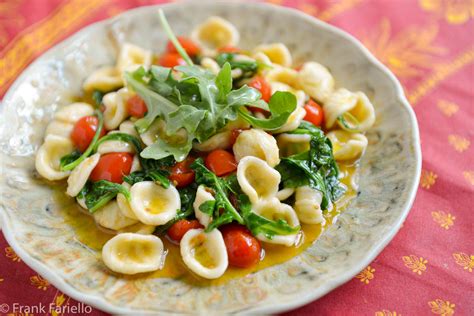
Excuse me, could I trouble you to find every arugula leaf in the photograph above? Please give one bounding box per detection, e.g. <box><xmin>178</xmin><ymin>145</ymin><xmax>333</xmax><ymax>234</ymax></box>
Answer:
<box><xmin>124</xmin><ymin>155</ymin><xmax>174</xmax><ymax>188</ymax></box>
<box><xmin>124</xmin><ymin>68</ymin><xmax>179</xmax><ymax>134</ymax></box>
<box><xmin>79</xmin><ymin>180</ymin><xmax>131</xmax><ymax>213</ymax></box>
<box><xmin>238</xmin><ymin>194</ymin><xmax>300</xmax><ymax>240</ymax></box>
<box><xmin>158</xmin><ymin>9</ymin><xmax>193</xmax><ymax>66</ymax></box>
<box><xmin>59</xmin><ymin>150</ymin><xmax>81</xmax><ymax>169</ymax></box>
<box><xmin>238</xmin><ymin>91</ymin><xmax>297</xmax><ymax>130</ymax></box>
<box><xmin>191</xmin><ymin>158</ymin><xmax>244</xmax><ymax>231</ymax></box>
<box><xmin>276</xmin><ymin>121</ymin><xmax>346</xmax><ymax>210</ymax></box>
<box><xmin>215</xmin><ymin>53</ymin><xmax>258</xmax><ymax>78</ymax></box>
<box><xmin>154</xmin><ymin>184</ymin><xmax>197</xmax><ymax>235</ymax></box>
<box><xmin>61</xmin><ymin>110</ymin><xmax>104</xmax><ymax>171</ymax></box>
<box><xmin>215</xmin><ymin>62</ymin><xmax>232</xmax><ymax>103</ymax></box>
<box><xmin>92</xmin><ymin>90</ymin><xmax>105</xmax><ymax>107</ymax></box>
<box><xmin>93</xmin><ymin>132</ymin><xmax>143</xmax><ymax>153</ymax></box>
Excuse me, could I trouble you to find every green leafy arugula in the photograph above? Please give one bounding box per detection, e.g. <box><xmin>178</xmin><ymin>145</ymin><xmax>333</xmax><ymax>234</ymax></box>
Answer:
<box><xmin>78</xmin><ymin>180</ymin><xmax>131</xmax><ymax>213</ymax></box>
<box><xmin>237</xmin><ymin>194</ymin><xmax>300</xmax><ymax>240</ymax></box>
<box><xmin>215</xmin><ymin>53</ymin><xmax>258</xmax><ymax>78</ymax></box>
<box><xmin>191</xmin><ymin>158</ymin><xmax>244</xmax><ymax>231</ymax></box>
<box><xmin>154</xmin><ymin>184</ymin><xmax>198</xmax><ymax>235</ymax></box>
<box><xmin>276</xmin><ymin>121</ymin><xmax>346</xmax><ymax>210</ymax></box>
<box><xmin>124</xmin><ymin>11</ymin><xmax>297</xmax><ymax>162</ymax></box>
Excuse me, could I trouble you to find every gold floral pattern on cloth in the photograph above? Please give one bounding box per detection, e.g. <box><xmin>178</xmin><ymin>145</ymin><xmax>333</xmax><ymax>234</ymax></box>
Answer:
<box><xmin>402</xmin><ymin>255</ymin><xmax>428</xmax><ymax>275</ymax></box>
<box><xmin>431</xmin><ymin>211</ymin><xmax>456</xmax><ymax>229</ymax></box>
<box><xmin>428</xmin><ymin>299</ymin><xmax>456</xmax><ymax>316</ymax></box>
<box><xmin>448</xmin><ymin>135</ymin><xmax>470</xmax><ymax>152</ymax></box>
<box><xmin>421</xmin><ymin>170</ymin><xmax>438</xmax><ymax>189</ymax></box>
<box><xmin>50</xmin><ymin>291</ymin><xmax>70</xmax><ymax>316</ymax></box>
<box><xmin>355</xmin><ymin>265</ymin><xmax>375</xmax><ymax>284</ymax></box>
<box><xmin>360</xmin><ymin>18</ymin><xmax>446</xmax><ymax>78</ymax></box>
<box><xmin>437</xmin><ymin>100</ymin><xmax>459</xmax><ymax>117</ymax></box>
<box><xmin>30</xmin><ymin>274</ymin><xmax>49</xmax><ymax>291</ymax></box>
<box><xmin>462</xmin><ymin>171</ymin><xmax>474</xmax><ymax>185</ymax></box>
<box><xmin>375</xmin><ymin>311</ymin><xmax>401</xmax><ymax>316</ymax></box>
<box><xmin>419</xmin><ymin>0</ymin><xmax>474</xmax><ymax>24</ymax></box>
<box><xmin>5</xmin><ymin>246</ymin><xmax>21</xmax><ymax>262</ymax></box>
<box><xmin>452</xmin><ymin>253</ymin><xmax>474</xmax><ymax>272</ymax></box>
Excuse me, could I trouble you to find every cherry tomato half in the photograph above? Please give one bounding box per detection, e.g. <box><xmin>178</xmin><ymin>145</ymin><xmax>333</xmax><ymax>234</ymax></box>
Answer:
<box><xmin>89</xmin><ymin>153</ymin><xmax>133</xmax><ymax>184</ymax></box>
<box><xmin>169</xmin><ymin>157</ymin><xmax>195</xmax><ymax>188</ymax></box>
<box><xmin>167</xmin><ymin>219</ymin><xmax>204</xmax><ymax>243</ymax></box>
<box><xmin>220</xmin><ymin>223</ymin><xmax>261</xmax><ymax>268</ymax></box>
<box><xmin>71</xmin><ymin>116</ymin><xmax>106</xmax><ymax>152</ymax></box>
<box><xmin>159</xmin><ymin>53</ymin><xmax>186</xmax><ymax>68</ymax></box>
<box><xmin>127</xmin><ymin>95</ymin><xmax>147</xmax><ymax>118</ymax></box>
<box><xmin>303</xmin><ymin>99</ymin><xmax>324</xmax><ymax>127</ymax></box>
<box><xmin>205</xmin><ymin>149</ymin><xmax>237</xmax><ymax>176</ymax></box>
<box><xmin>248</xmin><ymin>76</ymin><xmax>272</xmax><ymax>103</ymax></box>
<box><xmin>218</xmin><ymin>45</ymin><xmax>240</xmax><ymax>53</ymax></box>
<box><xmin>166</xmin><ymin>36</ymin><xmax>200</xmax><ymax>56</ymax></box>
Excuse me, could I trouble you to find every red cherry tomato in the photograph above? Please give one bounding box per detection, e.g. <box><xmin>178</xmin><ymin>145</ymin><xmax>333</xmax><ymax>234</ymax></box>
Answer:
<box><xmin>303</xmin><ymin>99</ymin><xmax>324</xmax><ymax>127</ymax></box>
<box><xmin>89</xmin><ymin>153</ymin><xmax>133</xmax><ymax>184</ymax></box>
<box><xmin>167</xmin><ymin>219</ymin><xmax>204</xmax><ymax>242</ymax></box>
<box><xmin>159</xmin><ymin>53</ymin><xmax>186</xmax><ymax>68</ymax></box>
<box><xmin>205</xmin><ymin>149</ymin><xmax>237</xmax><ymax>176</ymax></box>
<box><xmin>229</xmin><ymin>128</ymin><xmax>249</xmax><ymax>146</ymax></box>
<box><xmin>127</xmin><ymin>95</ymin><xmax>147</xmax><ymax>118</ymax></box>
<box><xmin>248</xmin><ymin>76</ymin><xmax>272</xmax><ymax>103</ymax></box>
<box><xmin>71</xmin><ymin>116</ymin><xmax>106</xmax><ymax>152</ymax></box>
<box><xmin>169</xmin><ymin>157</ymin><xmax>195</xmax><ymax>188</ymax></box>
<box><xmin>220</xmin><ymin>223</ymin><xmax>261</xmax><ymax>268</ymax></box>
<box><xmin>218</xmin><ymin>45</ymin><xmax>240</xmax><ymax>53</ymax></box>
<box><xmin>166</xmin><ymin>37</ymin><xmax>200</xmax><ymax>56</ymax></box>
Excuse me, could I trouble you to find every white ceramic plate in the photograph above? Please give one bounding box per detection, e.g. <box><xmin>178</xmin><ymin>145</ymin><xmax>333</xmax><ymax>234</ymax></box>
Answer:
<box><xmin>0</xmin><ymin>2</ymin><xmax>421</xmax><ymax>314</ymax></box>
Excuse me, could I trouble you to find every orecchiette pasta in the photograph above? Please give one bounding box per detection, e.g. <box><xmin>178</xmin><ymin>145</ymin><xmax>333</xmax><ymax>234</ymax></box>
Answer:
<box><xmin>254</xmin><ymin>43</ymin><xmax>292</xmax><ymax>67</ymax></box>
<box><xmin>273</xmin><ymin>106</ymin><xmax>307</xmax><ymax>134</ymax></box>
<box><xmin>193</xmin><ymin>131</ymin><xmax>232</xmax><ymax>152</ymax></box>
<box><xmin>180</xmin><ymin>228</ymin><xmax>228</xmax><ymax>279</ymax></box>
<box><xmin>54</xmin><ymin>102</ymin><xmax>94</xmax><ymax>124</ymax></box>
<box><xmin>103</xmin><ymin>88</ymin><xmax>132</xmax><ymax>130</ymax></box>
<box><xmin>293</xmin><ymin>186</ymin><xmax>325</xmax><ymax>225</ymax></box>
<box><xmin>118</xmin><ymin>223</ymin><xmax>156</xmax><ymax>235</ymax></box>
<box><xmin>130</xmin><ymin>155</ymin><xmax>141</xmax><ymax>173</ymax></box>
<box><xmin>119</xmin><ymin>120</ymin><xmax>139</xmax><ymax>138</ymax></box>
<box><xmin>117</xmin><ymin>182</ymin><xmax>138</xmax><ymax>220</ymax></box>
<box><xmin>66</xmin><ymin>153</ymin><xmax>100</xmax><ymax>197</ymax></box>
<box><xmin>117</xmin><ymin>43</ymin><xmax>153</xmax><ymax>74</ymax></box>
<box><xmin>276</xmin><ymin>133</ymin><xmax>311</xmax><ymax>157</ymax></box>
<box><xmin>130</xmin><ymin>181</ymin><xmax>180</xmax><ymax>225</ymax></box>
<box><xmin>93</xmin><ymin>201</ymin><xmax>138</xmax><ymax>230</ymax></box>
<box><xmin>97</xmin><ymin>134</ymin><xmax>135</xmax><ymax>154</ymax></box>
<box><xmin>253</xmin><ymin>198</ymin><xmax>300</xmax><ymax>246</ymax></box>
<box><xmin>326</xmin><ymin>130</ymin><xmax>368</xmax><ymax>161</ymax></box>
<box><xmin>233</xmin><ymin>129</ymin><xmax>280</xmax><ymax>167</ymax></box>
<box><xmin>45</xmin><ymin>121</ymin><xmax>74</xmax><ymax>138</ymax></box>
<box><xmin>82</xmin><ymin>66</ymin><xmax>123</xmax><ymax>92</ymax></box>
<box><xmin>35</xmin><ymin>135</ymin><xmax>74</xmax><ymax>181</ymax></box>
<box><xmin>200</xmin><ymin>57</ymin><xmax>221</xmax><ymax>75</ymax></box>
<box><xmin>276</xmin><ymin>188</ymin><xmax>295</xmax><ymax>201</ymax></box>
<box><xmin>102</xmin><ymin>233</ymin><xmax>164</xmax><ymax>274</ymax></box>
<box><xmin>237</xmin><ymin>156</ymin><xmax>280</xmax><ymax>204</ymax></box>
<box><xmin>324</xmin><ymin>88</ymin><xmax>375</xmax><ymax>132</ymax></box>
<box><xmin>265</xmin><ymin>67</ymin><xmax>299</xmax><ymax>88</ymax></box>
<box><xmin>192</xmin><ymin>16</ymin><xmax>239</xmax><ymax>51</ymax></box>
<box><xmin>252</xmin><ymin>52</ymin><xmax>273</xmax><ymax>72</ymax></box>
<box><xmin>193</xmin><ymin>185</ymin><xmax>214</xmax><ymax>227</ymax></box>
<box><xmin>296</xmin><ymin>62</ymin><xmax>335</xmax><ymax>103</ymax></box>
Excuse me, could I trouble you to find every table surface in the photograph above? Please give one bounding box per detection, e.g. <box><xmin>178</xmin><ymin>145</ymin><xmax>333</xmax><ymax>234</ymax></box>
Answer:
<box><xmin>0</xmin><ymin>0</ymin><xmax>473</xmax><ymax>315</ymax></box>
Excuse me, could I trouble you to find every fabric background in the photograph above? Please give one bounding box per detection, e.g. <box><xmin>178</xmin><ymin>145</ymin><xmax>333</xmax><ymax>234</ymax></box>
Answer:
<box><xmin>0</xmin><ymin>0</ymin><xmax>472</xmax><ymax>315</ymax></box>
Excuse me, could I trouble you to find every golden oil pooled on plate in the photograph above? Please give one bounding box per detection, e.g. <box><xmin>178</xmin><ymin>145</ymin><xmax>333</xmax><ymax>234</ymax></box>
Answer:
<box><xmin>54</xmin><ymin>162</ymin><xmax>358</xmax><ymax>285</ymax></box>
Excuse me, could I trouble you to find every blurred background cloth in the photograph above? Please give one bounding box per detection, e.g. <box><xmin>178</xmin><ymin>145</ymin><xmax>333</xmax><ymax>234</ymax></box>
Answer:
<box><xmin>0</xmin><ymin>0</ymin><xmax>472</xmax><ymax>315</ymax></box>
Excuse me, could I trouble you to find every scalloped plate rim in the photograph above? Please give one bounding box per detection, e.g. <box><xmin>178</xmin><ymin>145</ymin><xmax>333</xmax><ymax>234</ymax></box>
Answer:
<box><xmin>0</xmin><ymin>1</ymin><xmax>422</xmax><ymax>314</ymax></box>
